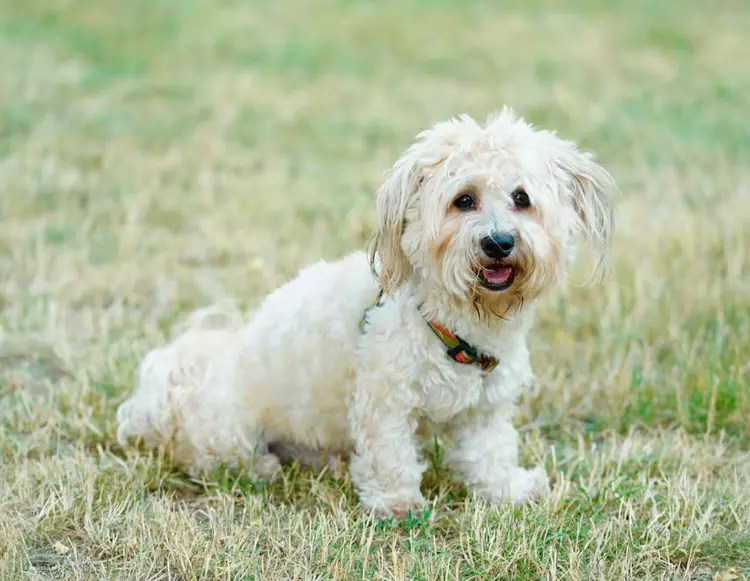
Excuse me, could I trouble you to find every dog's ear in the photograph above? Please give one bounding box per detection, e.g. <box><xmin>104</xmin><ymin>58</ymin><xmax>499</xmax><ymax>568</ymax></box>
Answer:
<box><xmin>369</xmin><ymin>148</ymin><xmax>424</xmax><ymax>295</ymax></box>
<box><xmin>555</xmin><ymin>147</ymin><xmax>617</xmax><ymax>274</ymax></box>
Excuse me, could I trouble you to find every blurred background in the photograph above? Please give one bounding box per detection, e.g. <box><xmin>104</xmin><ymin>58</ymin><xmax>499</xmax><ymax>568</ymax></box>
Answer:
<box><xmin>2</xmin><ymin>0</ymin><xmax>747</xmax><ymax>429</ymax></box>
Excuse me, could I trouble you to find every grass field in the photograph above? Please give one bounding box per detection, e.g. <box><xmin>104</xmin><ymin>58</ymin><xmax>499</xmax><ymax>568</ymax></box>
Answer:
<box><xmin>1</xmin><ymin>0</ymin><xmax>749</xmax><ymax>579</ymax></box>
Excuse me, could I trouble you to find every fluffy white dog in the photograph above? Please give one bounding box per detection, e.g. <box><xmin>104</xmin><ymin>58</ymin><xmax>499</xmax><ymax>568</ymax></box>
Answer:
<box><xmin>116</xmin><ymin>108</ymin><xmax>616</xmax><ymax>518</ymax></box>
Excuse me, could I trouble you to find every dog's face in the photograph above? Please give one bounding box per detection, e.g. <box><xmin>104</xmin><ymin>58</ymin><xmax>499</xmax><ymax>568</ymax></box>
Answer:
<box><xmin>371</xmin><ymin>108</ymin><xmax>616</xmax><ymax>316</ymax></box>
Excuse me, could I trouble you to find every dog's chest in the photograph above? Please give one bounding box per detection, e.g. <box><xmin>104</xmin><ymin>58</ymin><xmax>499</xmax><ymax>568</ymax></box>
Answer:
<box><xmin>416</xmin><ymin>347</ymin><xmax>528</xmax><ymax>424</ymax></box>
<box><xmin>417</xmin><ymin>360</ymin><xmax>491</xmax><ymax>422</ymax></box>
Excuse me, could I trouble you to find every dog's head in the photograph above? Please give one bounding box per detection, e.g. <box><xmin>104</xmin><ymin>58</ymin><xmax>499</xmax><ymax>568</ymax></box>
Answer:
<box><xmin>370</xmin><ymin>108</ymin><xmax>616</xmax><ymax>316</ymax></box>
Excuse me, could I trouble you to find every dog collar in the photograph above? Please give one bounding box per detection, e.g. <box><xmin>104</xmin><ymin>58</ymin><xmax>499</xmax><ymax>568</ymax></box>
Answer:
<box><xmin>424</xmin><ymin>319</ymin><xmax>499</xmax><ymax>372</ymax></box>
<box><xmin>360</xmin><ymin>289</ymin><xmax>499</xmax><ymax>373</ymax></box>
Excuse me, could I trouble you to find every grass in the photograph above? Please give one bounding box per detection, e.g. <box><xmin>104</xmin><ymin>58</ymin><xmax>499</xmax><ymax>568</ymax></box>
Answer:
<box><xmin>1</xmin><ymin>0</ymin><xmax>749</xmax><ymax>579</ymax></box>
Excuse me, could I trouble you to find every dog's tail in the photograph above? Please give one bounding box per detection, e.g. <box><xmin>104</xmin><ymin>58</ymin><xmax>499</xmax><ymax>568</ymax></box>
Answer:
<box><xmin>115</xmin><ymin>305</ymin><xmax>249</xmax><ymax>472</ymax></box>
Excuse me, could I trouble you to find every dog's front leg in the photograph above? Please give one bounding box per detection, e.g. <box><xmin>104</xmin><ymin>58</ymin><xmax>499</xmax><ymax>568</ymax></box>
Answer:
<box><xmin>348</xmin><ymin>373</ymin><xmax>427</xmax><ymax>519</ymax></box>
<box><xmin>446</xmin><ymin>405</ymin><xmax>549</xmax><ymax>505</ymax></box>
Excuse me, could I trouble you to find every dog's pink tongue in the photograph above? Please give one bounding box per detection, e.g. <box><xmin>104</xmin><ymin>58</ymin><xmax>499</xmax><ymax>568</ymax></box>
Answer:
<box><xmin>485</xmin><ymin>266</ymin><xmax>513</xmax><ymax>285</ymax></box>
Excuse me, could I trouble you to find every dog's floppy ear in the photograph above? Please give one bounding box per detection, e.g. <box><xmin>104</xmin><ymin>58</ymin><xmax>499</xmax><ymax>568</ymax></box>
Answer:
<box><xmin>555</xmin><ymin>146</ymin><xmax>617</xmax><ymax>273</ymax></box>
<box><xmin>369</xmin><ymin>147</ymin><xmax>424</xmax><ymax>295</ymax></box>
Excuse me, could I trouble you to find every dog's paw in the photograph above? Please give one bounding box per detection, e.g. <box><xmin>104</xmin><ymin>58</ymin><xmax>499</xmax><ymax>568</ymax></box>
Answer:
<box><xmin>508</xmin><ymin>465</ymin><xmax>549</xmax><ymax>504</ymax></box>
<box><xmin>376</xmin><ymin>501</ymin><xmax>427</xmax><ymax>522</ymax></box>
<box><xmin>366</xmin><ymin>494</ymin><xmax>427</xmax><ymax>522</ymax></box>
<box><xmin>253</xmin><ymin>453</ymin><xmax>282</xmax><ymax>482</ymax></box>
<box><xmin>390</xmin><ymin>504</ymin><xmax>423</xmax><ymax>521</ymax></box>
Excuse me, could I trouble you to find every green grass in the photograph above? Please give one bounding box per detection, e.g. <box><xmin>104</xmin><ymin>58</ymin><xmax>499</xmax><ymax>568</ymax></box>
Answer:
<box><xmin>1</xmin><ymin>0</ymin><xmax>749</xmax><ymax>579</ymax></box>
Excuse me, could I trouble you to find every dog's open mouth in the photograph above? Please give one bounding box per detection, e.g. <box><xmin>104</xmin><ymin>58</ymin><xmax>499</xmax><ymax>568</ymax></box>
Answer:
<box><xmin>479</xmin><ymin>263</ymin><xmax>516</xmax><ymax>291</ymax></box>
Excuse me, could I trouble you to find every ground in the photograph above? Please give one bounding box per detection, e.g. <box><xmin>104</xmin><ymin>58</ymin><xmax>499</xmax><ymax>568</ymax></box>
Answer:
<box><xmin>1</xmin><ymin>1</ymin><xmax>749</xmax><ymax>579</ymax></box>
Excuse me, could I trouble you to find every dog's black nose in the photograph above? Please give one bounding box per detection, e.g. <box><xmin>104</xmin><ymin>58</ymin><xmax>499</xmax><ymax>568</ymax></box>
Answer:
<box><xmin>481</xmin><ymin>232</ymin><xmax>515</xmax><ymax>259</ymax></box>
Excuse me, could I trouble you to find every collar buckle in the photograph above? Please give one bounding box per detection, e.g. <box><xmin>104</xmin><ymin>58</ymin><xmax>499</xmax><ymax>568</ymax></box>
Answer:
<box><xmin>426</xmin><ymin>319</ymin><xmax>499</xmax><ymax>373</ymax></box>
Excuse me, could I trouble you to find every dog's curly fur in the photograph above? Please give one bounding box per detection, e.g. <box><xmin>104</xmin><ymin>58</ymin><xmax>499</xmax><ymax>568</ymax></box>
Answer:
<box><xmin>116</xmin><ymin>108</ymin><xmax>616</xmax><ymax>517</ymax></box>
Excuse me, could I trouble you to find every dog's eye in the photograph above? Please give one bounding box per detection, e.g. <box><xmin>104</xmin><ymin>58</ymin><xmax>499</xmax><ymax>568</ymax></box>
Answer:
<box><xmin>453</xmin><ymin>193</ymin><xmax>477</xmax><ymax>211</ymax></box>
<box><xmin>512</xmin><ymin>188</ymin><xmax>531</xmax><ymax>209</ymax></box>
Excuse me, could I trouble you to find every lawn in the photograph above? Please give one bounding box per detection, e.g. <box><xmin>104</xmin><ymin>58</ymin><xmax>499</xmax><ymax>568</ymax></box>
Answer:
<box><xmin>1</xmin><ymin>0</ymin><xmax>749</xmax><ymax>579</ymax></box>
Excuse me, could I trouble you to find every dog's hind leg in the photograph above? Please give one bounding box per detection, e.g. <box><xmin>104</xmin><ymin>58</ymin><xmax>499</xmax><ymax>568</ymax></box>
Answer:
<box><xmin>116</xmin><ymin>308</ymin><xmax>275</xmax><ymax>480</ymax></box>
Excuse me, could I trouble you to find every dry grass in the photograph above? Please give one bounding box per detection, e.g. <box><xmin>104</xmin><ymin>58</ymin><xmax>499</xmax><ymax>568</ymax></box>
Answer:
<box><xmin>1</xmin><ymin>1</ymin><xmax>749</xmax><ymax>579</ymax></box>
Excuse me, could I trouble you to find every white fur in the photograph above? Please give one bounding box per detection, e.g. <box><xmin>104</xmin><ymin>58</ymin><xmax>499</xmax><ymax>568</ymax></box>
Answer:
<box><xmin>116</xmin><ymin>108</ymin><xmax>616</xmax><ymax>517</ymax></box>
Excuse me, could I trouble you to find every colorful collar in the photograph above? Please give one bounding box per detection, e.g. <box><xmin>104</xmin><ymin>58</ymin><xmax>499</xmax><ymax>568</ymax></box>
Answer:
<box><xmin>424</xmin><ymin>319</ymin><xmax>499</xmax><ymax>372</ymax></box>
<box><xmin>360</xmin><ymin>289</ymin><xmax>499</xmax><ymax>373</ymax></box>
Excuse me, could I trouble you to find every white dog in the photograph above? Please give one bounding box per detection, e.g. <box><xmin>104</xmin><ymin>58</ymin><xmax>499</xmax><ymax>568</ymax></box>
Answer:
<box><xmin>116</xmin><ymin>108</ymin><xmax>616</xmax><ymax>518</ymax></box>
